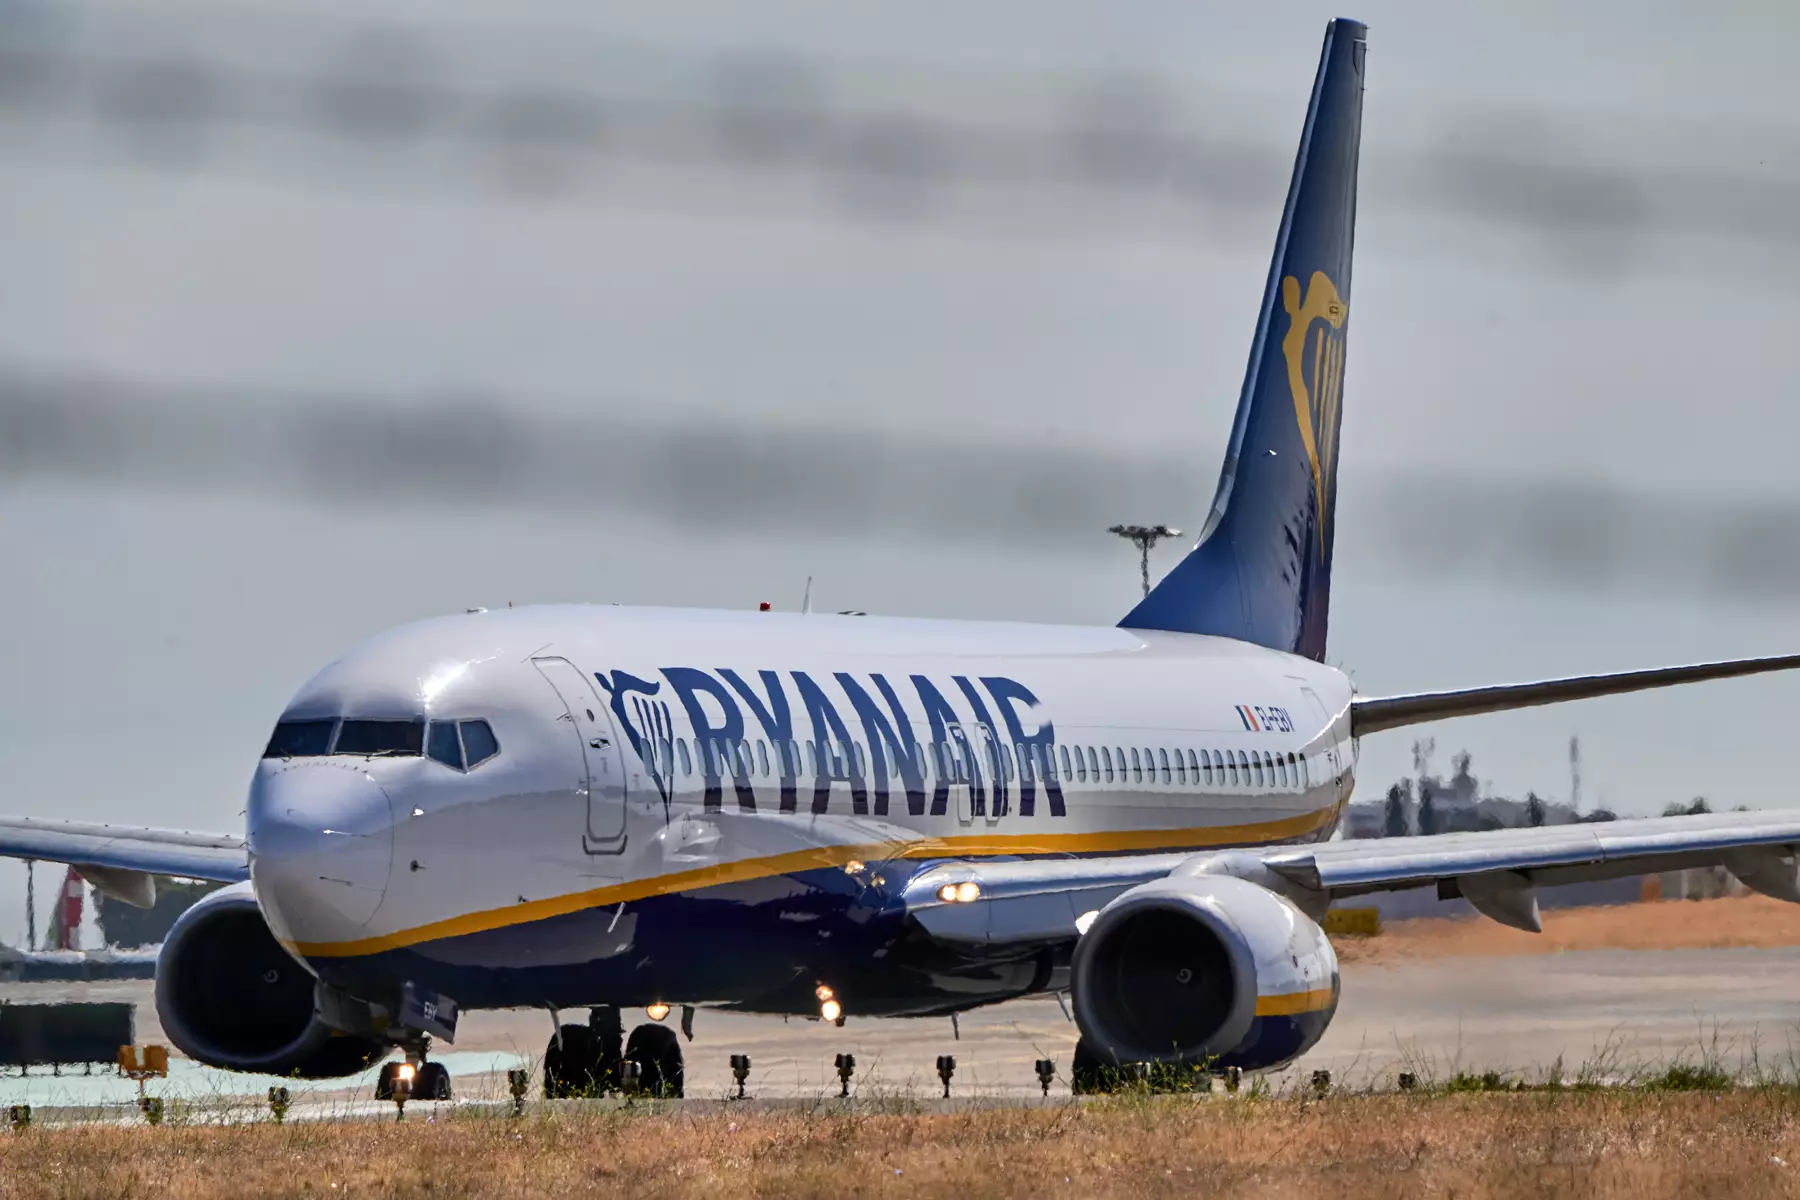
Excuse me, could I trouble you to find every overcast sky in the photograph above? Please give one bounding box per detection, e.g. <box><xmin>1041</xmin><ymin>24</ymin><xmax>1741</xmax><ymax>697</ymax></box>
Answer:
<box><xmin>2</xmin><ymin>0</ymin><xmax>1799</xmax><ymax>945</ymax></box>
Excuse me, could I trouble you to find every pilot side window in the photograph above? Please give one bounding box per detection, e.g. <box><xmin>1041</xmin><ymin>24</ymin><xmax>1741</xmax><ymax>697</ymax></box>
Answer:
<box><xmin>264</xmin><ymin>718</ymin><xmax>336</xmax><ymax>759</ymax></box>
<box><xmin>336</xmin><ymin>718</ymin><xmax>424</xmax><ymax>757</ymax></box>
<box><xmin>427</xmin><ymin>720</ymin><xmax>463</xmax><ymax>769</ymax></box>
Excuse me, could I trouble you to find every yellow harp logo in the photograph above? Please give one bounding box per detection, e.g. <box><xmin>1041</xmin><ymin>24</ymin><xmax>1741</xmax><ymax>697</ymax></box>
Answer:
<box><xmin>1279</xmin><ymin>271</ymin><xmax>1348</xmax><ymax>557</ymax></box>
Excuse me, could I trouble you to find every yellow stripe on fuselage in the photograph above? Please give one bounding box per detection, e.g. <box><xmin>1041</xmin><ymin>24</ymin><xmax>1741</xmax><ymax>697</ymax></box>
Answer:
<box><xmin>290</xmin><ymin>805</ymin><xmax>1339</xmax><ymax>958</ymax></box>
<box><xmin>1254</xmin><ymin>987</ymin><xmax>1336</xmax><ymax>1017</ymax></box>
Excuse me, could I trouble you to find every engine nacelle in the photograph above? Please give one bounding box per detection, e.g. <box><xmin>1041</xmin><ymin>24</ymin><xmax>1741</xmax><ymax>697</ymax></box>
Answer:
<box><xmin>1070</xmin><ymin>873</ymin><xmax>1339</xmax><ymax>1072</ymax></box>
<box><xmin>155</xmin><ymin>882</ymin><xmax>384</xmax><ymax>1078</ymax></box>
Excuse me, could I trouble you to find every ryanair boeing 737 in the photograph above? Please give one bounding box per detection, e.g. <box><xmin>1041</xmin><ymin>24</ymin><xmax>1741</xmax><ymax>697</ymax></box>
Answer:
<box><xmin>8</xmin><ymin>18</ymin><xmax>1800</xmax><ymax>1099</ymax></box>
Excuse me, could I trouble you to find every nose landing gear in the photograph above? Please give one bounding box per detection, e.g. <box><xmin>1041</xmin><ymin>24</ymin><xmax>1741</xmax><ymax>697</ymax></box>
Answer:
<box><xmin>374</xmin><ymin>1037</ymin><xmax>453</xmax><ymax>1102</ymax></box>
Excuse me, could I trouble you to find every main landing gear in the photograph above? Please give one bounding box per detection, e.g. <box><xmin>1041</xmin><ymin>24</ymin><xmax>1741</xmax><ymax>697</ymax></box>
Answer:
<box><xmin>374</xmin><ymin>1037</ymin><xmax>453</xmax><ymax>1102</ymax></box>
<box><xmin>543</xmin><ymin>1007</ymin><xmax>685</xmax><ymax>1099</ymax></box>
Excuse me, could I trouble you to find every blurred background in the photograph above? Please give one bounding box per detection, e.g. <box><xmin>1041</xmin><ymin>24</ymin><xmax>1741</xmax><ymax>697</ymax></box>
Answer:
<box><xmin>3</xmin><ymin>0</ymin><xmax>1799</xmax><ymax>943</ymax></box>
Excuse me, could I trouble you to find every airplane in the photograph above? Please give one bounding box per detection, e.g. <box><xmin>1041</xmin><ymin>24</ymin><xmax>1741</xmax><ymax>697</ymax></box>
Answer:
<box><xmin>7</xmin><ymin>16</ymin><xmax>1800</xmax><ymax>1100</ymax></box>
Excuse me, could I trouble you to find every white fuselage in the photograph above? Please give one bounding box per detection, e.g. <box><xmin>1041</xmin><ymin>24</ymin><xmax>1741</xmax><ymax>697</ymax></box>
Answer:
<box><xmin>247</xmin><ymin>604</ymin><xmax>1358</xmax><ymax>1014</ymax></box>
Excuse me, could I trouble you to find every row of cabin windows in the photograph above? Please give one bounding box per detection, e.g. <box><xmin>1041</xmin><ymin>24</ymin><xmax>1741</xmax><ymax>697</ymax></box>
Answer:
<box><xmin>641</xmin><ymin>735</ymin><xmax>1316</xmax><ymax>794</ymax></box>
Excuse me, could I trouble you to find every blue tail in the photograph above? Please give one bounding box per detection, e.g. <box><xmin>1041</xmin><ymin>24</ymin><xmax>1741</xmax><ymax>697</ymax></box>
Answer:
<box><xmin>1120</xmin><ymin>19</ymin><xmax>1365</xmax><ymax>662</ymax></box>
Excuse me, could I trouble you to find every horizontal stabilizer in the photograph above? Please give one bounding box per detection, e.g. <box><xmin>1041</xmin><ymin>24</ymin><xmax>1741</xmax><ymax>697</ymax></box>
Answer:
<box><xmin>1351</xmin><ymin>652</ymin><xmax>1800</xmax><ymax>737</ymax></box>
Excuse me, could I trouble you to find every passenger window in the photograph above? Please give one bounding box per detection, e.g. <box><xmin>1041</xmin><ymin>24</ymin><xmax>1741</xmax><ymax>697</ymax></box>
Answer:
<box><xmin>1086</xmin><ymin>746</ymin><xmax>1098</xmax><ymax>781</ymax></box>
<box><xmin>460</xmin><ymin>720</ymin><xmax>499</xmax><ymax>768</ymax></box>
<box><xmin>1226</xmin><ymin>752</ymin><xmax>1239</xmax><ymax>788</ymax></box>
<box><xmin>1015</xmin><ymin>743</ymin><xmax>1031</xmax><ymax>782</ymax></box>
<box><xmin>1252</xmin><ymin>752</ymin><xmax>1266</xmax><ymax>789</ymax></box>
<box><xmin>1173</xmin><ymin>748</ymin><xmax>1185</xmax><ymax>786</ymax></box>
<box><xmin>336</xmin><ymin>719</ymin><xmax>424</xmax><ymax>757</ymax></box>
<box><xmin>428</xmin><ymin>721</ymin><xmax>464</xmax><ymax>770</ymax></box>
<box><xmin>1276</xmin><ymin>753</ymin><xmax>1289</xmax><ymax>788</ymax></box>
<box><xmin>756</xmin><ymin>740</ymin><xmax>770</xmax><ymax>777</ymax></box>
<box><xmin>1299</xmin><ymin>753</ymin><xmax>1310</xmax><ymax>788</ymax></box>
<box><xmin>1159</xmin><ymin>748</ymin><xmax>1172</xmax><ymax>784</ymax></box>
<box><xmin>1129</xmin><ymin>747</ymin><xmax>1142</xmax><ymax>783</ymax></box>
<box><xmin>264</xmin><ymin>718</ymin><xmax>336</xmax><ymax>759</ymax></box>
<box><xmin>678</xmin><ymin>739</ymin><xmax>692</xmax><ymax>775</ymax></box>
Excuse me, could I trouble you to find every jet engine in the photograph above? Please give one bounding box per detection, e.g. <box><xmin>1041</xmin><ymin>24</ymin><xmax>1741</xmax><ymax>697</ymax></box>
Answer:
<box><xmin>155</xmin><ymin>882</ymin><xmax>384</xmax><ymax>1078</ymax></box>
<box><xmin>1070</xmin><ymin>873</ymin><xmax>1339</xmax><ymax>1071</ymax></box>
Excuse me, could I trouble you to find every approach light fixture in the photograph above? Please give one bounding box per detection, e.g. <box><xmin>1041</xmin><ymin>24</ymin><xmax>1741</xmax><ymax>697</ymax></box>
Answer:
<box><xmin>646</xmin><ymin>1003</ymin><xmax>671</xmax><ymax>1022</ymax></box>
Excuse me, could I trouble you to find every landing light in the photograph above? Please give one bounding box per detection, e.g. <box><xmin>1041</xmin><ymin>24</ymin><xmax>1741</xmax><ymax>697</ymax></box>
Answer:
<box><xmin>820</xmin><ymin>999</ymin><xmax>842</xmax><ymax>1023</ymax></box>
<box><xmin>936</xmin><ymin>881</ymin><xmax>981</xmax><ymax>904</ymax></box>
<box><xmin>646</xmin><ymin>1003</ymin><xmax>671</xmax><ymax>1022</ymax></box>
<box><xmin>844</xmin><ymin>860</ymin><xmax>865</xmax><ymax>875</ymax></box>
<box><xmin>815</xmin><ymin>984</ymin><xmax>834</xmax><ymax>1001</ymax></box>
<box><xmin>397</xmin><ymin>1063</ymin><xmax>415</xmax><ymax>1082</ymax></box>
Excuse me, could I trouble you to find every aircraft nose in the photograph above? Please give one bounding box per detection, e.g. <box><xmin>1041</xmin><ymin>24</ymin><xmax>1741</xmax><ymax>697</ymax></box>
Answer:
<box><xmin>248</xmin><ymin>760</ymin><xmax>395</xmax><ymax>948</ymax></box>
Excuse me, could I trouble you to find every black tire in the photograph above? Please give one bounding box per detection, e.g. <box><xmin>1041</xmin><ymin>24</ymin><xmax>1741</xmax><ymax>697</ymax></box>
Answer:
<box><xmin>543</xmin><ymin>1024</ymin><xmax>603</xmax><ymax>1098</ymax></box>
<box><xmin>375</xmin><ymin>1061</ymin><xmax>403</xmax><ymax>1102</ymax></box>
<box><xmin>414</xmin><ymin>1061</ymin><xmax>453</xmax><ymax>1102</ymax></box>
<box><xmin>1070</xmin><ymin>1039</ymin><xmax>1123</xmax><ymax>1096</ymax></box>
<box><xmin>624</xmin><ymin>1022</ymin><xmax>684</xmax><ymax>1098</ymax></box>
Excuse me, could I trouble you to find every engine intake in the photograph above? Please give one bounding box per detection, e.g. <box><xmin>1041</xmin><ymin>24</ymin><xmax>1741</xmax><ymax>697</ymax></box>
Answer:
<box><xmin>1070</xmin><ymin>873</ymin><xmax>1339</xmax><ymax>1071</ymax></box>
<box><xmin>155</xmin><ymin>882</ymin><xmax>383</xmax><ymax>1078</ymax></box>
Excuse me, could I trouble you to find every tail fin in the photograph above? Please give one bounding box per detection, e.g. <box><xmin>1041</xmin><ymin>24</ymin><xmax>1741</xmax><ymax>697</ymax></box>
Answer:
<box><xmin>1120</xmin><ymin>18</ymin><xmax>1365</xmax><ymax>661</ymax></box>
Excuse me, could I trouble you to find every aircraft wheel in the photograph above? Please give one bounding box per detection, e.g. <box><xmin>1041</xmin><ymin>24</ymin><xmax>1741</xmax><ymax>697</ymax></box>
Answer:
<box><xmin>1070</xmin><ymin>1039</ymin><xmax>1122</xmax><ymax>1095</ymax></box>
<box><xmin>414</xmin><ymin>1061</ymin><xmax>453</xmax><ymax>1101</ymax></box>
<box><xmin>624</xmin><ymin>1022</ymin><xmax>685</xmax><ymax>1098</ymax></box>
<box><xmin>543</xmin><ymin>1024</ymin><xmax>603</xmax><ymax>1098</ymax></box>
<box><xmin>375</xmin><ymin>1061</ymin><xmax>402</xmax><ymax>1101</ymax></box>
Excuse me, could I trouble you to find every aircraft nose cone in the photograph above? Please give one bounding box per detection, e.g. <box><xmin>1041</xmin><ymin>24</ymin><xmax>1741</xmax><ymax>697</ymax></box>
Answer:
<box><xmin>248</xmin><ymin>760</ymin><xmax>395</xmax><ymax>948</ymax></box>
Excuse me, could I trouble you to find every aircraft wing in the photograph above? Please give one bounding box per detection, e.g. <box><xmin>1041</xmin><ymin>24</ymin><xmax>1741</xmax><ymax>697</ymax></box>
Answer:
<box><xmin>903</xmin><ymin>809</ymin><xmax>1800</xmax><ymax>945</ymax></box>
<box><xmin>0</xmin><ymin>816</ymin><xmax>249</xmax><ymax>885</ymax></box>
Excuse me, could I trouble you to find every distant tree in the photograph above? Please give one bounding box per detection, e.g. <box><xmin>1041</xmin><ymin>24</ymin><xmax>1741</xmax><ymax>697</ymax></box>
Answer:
<box><xmin>95</xmin><ymin>876</ymin><xmax>226</xmax><ymax>948</ymax></box>
<box><xmin>1383</xmin><ymin>781</ymin><xmax>1413</xmax><ymax>838</ymax></box>
<box><xmin>1524</xmin><ymin>791</ymin><xmax>1546</xmax><ymax>827</ymax></box>
<box><xmin>1581</xmin><ymin>807</ymin><xmax>1618</xmax><ymax>823</ymax></box>
<box><xmin>1418</xmin><ymin>781</ymin><xmax>1439</xmax><ymax>836</ymax></box>
<box><xmin>1662</xmin><ymin>797</ymin><xmax>1712</xmax><ymax>817</ymax></box>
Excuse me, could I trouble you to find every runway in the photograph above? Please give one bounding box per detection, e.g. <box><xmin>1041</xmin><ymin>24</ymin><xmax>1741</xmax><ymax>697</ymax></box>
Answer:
<box><xmin>4</xmin><ymin>947</ymin><xmax>1797</xmax><ymax>1107</ymax></box>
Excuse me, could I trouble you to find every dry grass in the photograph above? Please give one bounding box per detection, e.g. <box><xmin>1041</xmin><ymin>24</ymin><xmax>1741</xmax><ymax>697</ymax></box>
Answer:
<box><xmin>7</xmin><ymin>1091</ymin><xmax>1800</xmax><ymax>1198</ymax></box>
<box><xmin>1334</xmin><ymin>894</ymin><xmax>1800</xmax><ymax>965</ymax></box>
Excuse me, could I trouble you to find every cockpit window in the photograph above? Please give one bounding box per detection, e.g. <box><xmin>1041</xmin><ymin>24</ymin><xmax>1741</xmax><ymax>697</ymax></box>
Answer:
<box><xmin>427</xmin><ymin>720</ymin><xmax>464</xmax><ymax>770</ymax></box>
<box><xmin>263</xmin><ymin>719</ymin><xmax>336</xmax><ymax>758</ymax></box>
<box><xmin>461</xmin><ymin>720</ymin><xmax>499</xmax><ymax>768</ymax></box>
<box><xmin>335</xmin><ymin>719</ymin><xmax>424</xmax><ymax>757</ymax></box>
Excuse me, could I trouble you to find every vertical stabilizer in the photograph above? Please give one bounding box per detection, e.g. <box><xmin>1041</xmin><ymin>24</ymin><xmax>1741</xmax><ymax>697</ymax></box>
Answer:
<box><xmin>1120</xmin><ymin>19</ymin><xmax>1365</xmax><ymax>661</ymax></box>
